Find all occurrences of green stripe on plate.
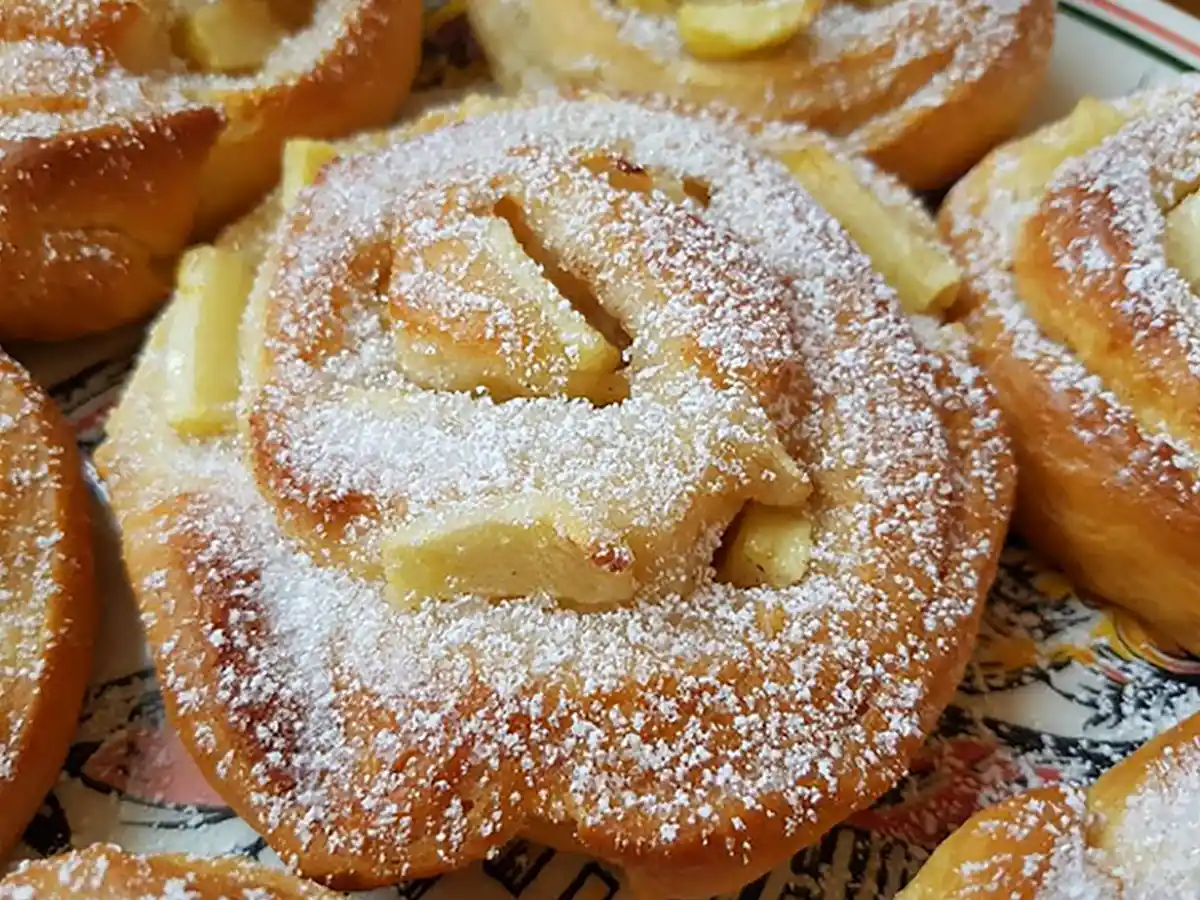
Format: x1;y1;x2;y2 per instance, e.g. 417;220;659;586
1059;2;1196;71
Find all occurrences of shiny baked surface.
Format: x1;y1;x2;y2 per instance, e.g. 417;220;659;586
0;0;422;341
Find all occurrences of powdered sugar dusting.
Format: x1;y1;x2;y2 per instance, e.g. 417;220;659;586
1032;93;1200;447
0;354;74;785
101;97;1009;878
181;0;389;95
0;41;201;148
936;724;1200;899
0;0;408;332
942;76;1200;498
0;0;380;99
485;0;1044;158
254;100;826;580
1105;735;1200;897
1025;788;1120;900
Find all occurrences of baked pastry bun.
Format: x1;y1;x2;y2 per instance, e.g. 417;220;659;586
465;0;1054;190
898;710;1200;898
97;94;1013;897
941;77;1200;656
0;0;422;342
0;844;339;897
0;350;95;858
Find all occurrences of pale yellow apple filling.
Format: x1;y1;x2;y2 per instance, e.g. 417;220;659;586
171;0;314;73
619;0;824;60
160;137;826;612
777;144;964;315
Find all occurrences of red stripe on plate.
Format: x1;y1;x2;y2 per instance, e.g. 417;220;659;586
1074;0;1200;62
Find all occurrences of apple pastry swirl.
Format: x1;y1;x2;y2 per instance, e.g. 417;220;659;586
465;0;1055;189
899;711;1200;899
0;0;421;341
98;96;1013;897
941;77;1200;656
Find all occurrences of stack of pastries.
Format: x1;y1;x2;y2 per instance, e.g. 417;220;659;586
1;1;1199;897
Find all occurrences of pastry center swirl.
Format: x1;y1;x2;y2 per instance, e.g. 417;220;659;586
249;133;814;611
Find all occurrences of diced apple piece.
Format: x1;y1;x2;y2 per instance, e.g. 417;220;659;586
1003;97;1127;202
744;430;811;508
382;497;638;609
478;217;623;395
677;0;819;60
281;138;340;208
392;215;625;402
177;0;285;73
163;246;256;437
778;144;963;314
720;503;813;588
1167;192;1200;292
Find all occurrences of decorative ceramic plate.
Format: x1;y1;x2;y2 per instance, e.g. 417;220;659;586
9;3;1200;898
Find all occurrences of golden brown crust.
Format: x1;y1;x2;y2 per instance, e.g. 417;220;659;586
897;786;1085;900
0;46;224;342
465;0;1054;190
97;95;1012;896
853;0;1053;190
0;0;421;342
0;350;96;858
898;713;1200;898
187;0;423;236
940;78;1200;654
0;844;341;898
965;298;1200;651
615;324;1012;899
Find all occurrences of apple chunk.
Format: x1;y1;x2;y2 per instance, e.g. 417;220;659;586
720;503;813;589
382;498;637;609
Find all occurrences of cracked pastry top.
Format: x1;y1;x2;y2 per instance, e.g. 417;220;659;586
96;94;1014;898
0;0;421;341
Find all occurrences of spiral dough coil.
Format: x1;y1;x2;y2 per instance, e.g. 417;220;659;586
941;77;1200;656
98;95;1013;897
0;0;421;341
465;0;1054;190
